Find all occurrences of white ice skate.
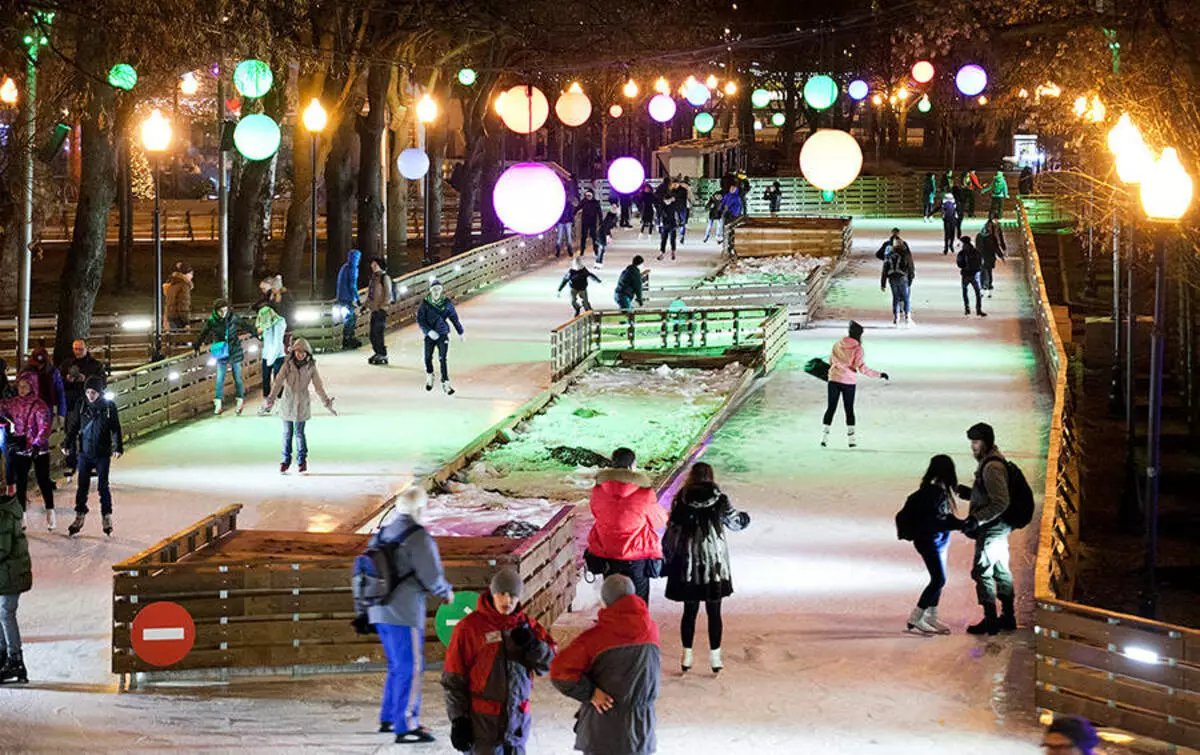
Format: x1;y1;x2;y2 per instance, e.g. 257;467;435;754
847;428;857;448
923;607;951;634
906;607;938;635
102;514;113;536
681;648;693;673
45;509;56;532
213;398;223;415
425;374;434;392
442;380;456;396
710;648;723;674
820;425;830;447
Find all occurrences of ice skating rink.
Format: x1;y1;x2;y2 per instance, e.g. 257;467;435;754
1;217;1090;753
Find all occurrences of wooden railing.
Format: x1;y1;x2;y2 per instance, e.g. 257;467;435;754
1017;200;1200;750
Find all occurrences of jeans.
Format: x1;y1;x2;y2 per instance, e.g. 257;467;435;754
703;218;719;242
75;453;113;516
659;227;677;255
377;624;424;731
923;195;935;219
369;310;388;357
570;288;592;317
989;196;1005;219
715;217;727;242
341;306;358;346
555;222;573;256
981;266;995;291
9;451;53;511
214;359;244;399
619;200;631;226
962;273;983;313
615;294;635;316
282;421;308;465
971;523;1014;606
580;223;599;254
595;243;606;264
680;599;723;649
677;208;689;242
423;336;450;380
887;277;910;318
943;218;957;253
606;558;654;604
822;382;857;426
262;357;284;395
0;594;20;657
914;532;950;608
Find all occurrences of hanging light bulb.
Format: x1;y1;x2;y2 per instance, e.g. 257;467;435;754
654;77;670;95
568;81;583;93
623;79;639;98
706;74;718;89
179;72;199;96
724;81;737;95
416;94;438;123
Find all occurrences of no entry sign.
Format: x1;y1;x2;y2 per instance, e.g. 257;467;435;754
131;601;196;667
435;591;479;648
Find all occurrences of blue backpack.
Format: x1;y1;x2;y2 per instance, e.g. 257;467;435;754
352;524;422;608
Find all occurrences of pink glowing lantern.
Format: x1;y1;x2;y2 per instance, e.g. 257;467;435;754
492;163;566;235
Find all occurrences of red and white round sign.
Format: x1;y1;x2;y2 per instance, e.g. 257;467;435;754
131;601;196;667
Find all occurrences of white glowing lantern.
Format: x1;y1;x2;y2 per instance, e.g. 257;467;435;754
492;163;566;235
609;104;624;118
607;157;646;195
397;148;430;180
555;89;592;127
685;80;710;107
498;85;550;134
799;129;863;191
648;94;676;123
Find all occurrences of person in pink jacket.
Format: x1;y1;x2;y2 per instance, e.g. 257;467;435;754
0;372;55;530
821;321;888;448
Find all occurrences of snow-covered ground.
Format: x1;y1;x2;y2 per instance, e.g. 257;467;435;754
714;253;825;285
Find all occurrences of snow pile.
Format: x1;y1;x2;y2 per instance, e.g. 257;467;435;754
422;481;564;537
716;254;824;285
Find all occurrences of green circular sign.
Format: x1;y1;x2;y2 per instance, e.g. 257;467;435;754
108;64;138;91
771;112;785;127
803;75;838;111
694;112;715;134
233;114;281;161
233;59;273;98
750;88;772;108
458;68;477;86
435;590;480;647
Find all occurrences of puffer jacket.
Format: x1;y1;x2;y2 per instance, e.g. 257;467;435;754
442;592;557;753
0;376;53;452
367;270;392;313
587;468;667;561
550;594;660;755
62;395;123;458
266;339;331;422
336;250;362;305
663;482;749;603
366;513;453;627
828;336;880;385
0;494;33;595
163;271;193;323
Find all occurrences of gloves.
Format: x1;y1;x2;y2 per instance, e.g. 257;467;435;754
510;623;535;649
880;372;890;381
735;511;751;529
351;613;375;635
961;516;980;537
458;333;466;343
450;717;474;752
956;484;973;500
426;331;440;341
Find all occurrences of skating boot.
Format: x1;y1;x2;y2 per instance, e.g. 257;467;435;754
298;462;308;474
820;425;830;448
906;607;938;635
710;648;723;674
378;723;393;734
213;398;223;415
967;604;1000;636
924;607;952;635
0;653;28;684
681;648;693;673
280;461;290;474
45;509;56;532
425;374;435;392
102;514;113;536
67;513;86;537
442;380;456;396
977;310;988;318
235;397;245;416
847;427;857;448
905;313;914;328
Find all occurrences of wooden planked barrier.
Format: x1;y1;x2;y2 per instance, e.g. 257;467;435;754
111;504;576;686
726;215;852;259
1016;200;1200;750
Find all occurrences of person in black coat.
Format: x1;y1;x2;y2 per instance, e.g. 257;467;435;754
663;462;749;674
597;200;619;266
956;236;987;317
636;184;657;237
895;455;964;634
656;194;678;261
62;377;123;537
975;216;1007;295
578;189;602;257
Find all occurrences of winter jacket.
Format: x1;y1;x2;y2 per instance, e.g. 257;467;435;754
764;186;782;212
163;271;193;324
442;592;557;753
579;198;602;229
663;482;749;602
59;353;106;411
957;241;984;276
969;449;1011;529
0;382;53;452
897;483;963;543
990;173;1010;198
600;210;619;241
636;190;656;222
880;248;915;287
271;287;297;326
0;494;33;595
63;395;123;458
367;270;392;313
615;265;644;304
559;199;579;225
718;191;743;219
587;468;667;561
255;307;287;365
656;197;678;230
550;594;660;755
940;197;959;222
704;192;722;220
336;250;362;305
976;225;1007;268
23;350;66;418
922;174;937;198
266;342;332;423
417;295;464;339
195;310;257;364
366;513;453;627
559;268;601;293
828;336;881;386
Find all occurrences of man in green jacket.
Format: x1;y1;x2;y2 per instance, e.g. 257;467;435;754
0;492;32;684
987;170;1010;220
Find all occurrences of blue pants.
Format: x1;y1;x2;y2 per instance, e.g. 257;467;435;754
377;624;424;731
282;421;307;465
677;207;689;242
341;307;358;346
0;594;20;657
75;453;112;515
915;532;950;608
555;222;573;256
214;359;244;399
888;277;911;318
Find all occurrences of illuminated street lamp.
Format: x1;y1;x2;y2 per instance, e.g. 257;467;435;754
623;79;639;99
416;93;438;262
179;72;199;96
141;109;172;361
303;98;327;298
724;81;737;96
654;77;670;95
416;94;438;123
2;77;19;104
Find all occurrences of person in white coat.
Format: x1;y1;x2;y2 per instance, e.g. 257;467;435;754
256;305;287;397
264;338;336;474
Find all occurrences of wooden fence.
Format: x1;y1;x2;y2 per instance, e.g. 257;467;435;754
1;316;203;373
1017;200;1200;750
729;215;852;258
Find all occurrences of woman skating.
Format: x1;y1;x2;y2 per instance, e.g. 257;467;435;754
0;489;32;683
194;299;257;415
821;321;889;448
663;462;750;674
895;455;964;634
264;338;336;474
0;373;55;531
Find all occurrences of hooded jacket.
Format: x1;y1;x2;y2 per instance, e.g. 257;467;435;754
195;307;257;364
587;468;667;561
615;265;644;304
957;240;984;276
828;336;881;385
442;592;557;752
417;294;464;338
163;271;193;323
559;267;601;293
23;349;66;418
718;190;743;219
940;196;959;222
976;224;1007;267
58;352;106;410
0;494;33;595
579;197;602;228
266;339;332;422
990;173;1010;198
880;247;915;287
0;374;53;451
336;250;362;305
255;307;287;365
366;512;453;627
663;481;749;602
550;594;660;755
63;394;123;458
896;483;963;543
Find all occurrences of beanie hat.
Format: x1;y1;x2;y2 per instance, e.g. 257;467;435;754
85;376;106;393
848;320;864;340
213;298;230;312
967;422;996;447
393;487;427;518
1046;716;1099;754
489;567;524;598
600;574;635;607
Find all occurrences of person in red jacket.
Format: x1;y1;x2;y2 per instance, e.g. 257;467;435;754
550;575;660;755
586;448;668;604
442;568;556;754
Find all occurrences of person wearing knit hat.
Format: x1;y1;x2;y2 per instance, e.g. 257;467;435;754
489;567;523;602
264;337;336;474
821;321;889;449
959;421;1015;635
1042;715;1100;754
62;373;123;537
0;371;54;530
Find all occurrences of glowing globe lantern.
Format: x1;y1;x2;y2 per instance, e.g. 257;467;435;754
799;129;863;191
955;64;987;96
233;114;281;161
233;59;273;98
623;79;639;99
694;112;715;134
555;89;592;127
493;163;565;235
821;189;836;202
457;68;477;86
397;148;430;180
917;95;932;113
609;104;623;118
803;75;838;110
771;112;785;127
607;157;646;195
1140;147;1193;221
685;80;710;107
648;94;676;123
724;81;738;96
498;85;549;134
108;64;138;91
705;74;718;89
750;88;772;108
654;77;670;95
847;79;869;101
911;61;935;84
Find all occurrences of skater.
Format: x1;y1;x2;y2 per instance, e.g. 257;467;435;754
976;216;1007;295
715;184;743;243
62;377;122;537
702;189;723;242
0;490;32;684
895;455;964;635
336;249;363;349
163;261;194;332
875;228;902;260
555;193;578;257
1041;715;1100;755
255;305;287;397
269;274;297;326
922;172;937;220
821;321;889;449
57;339;105;485
363;487;455;744
959;170;977;217
22;348;66;422
939;193;959;255
1018;166;1035;196
597;200;619;266
558;257;602;317
417;281;464;396
662;462;750;674
618;191;633;228
194;298;257;415
959;422;1015;635
880;239;915;326
578;188;602;257
0;374;54;530
614;256;645;316
264;338;336;474
673;178;691;243
956;236;987;317
586;448;667;604
764;180;782;215
656;193;678;261
986;168;1009;219
550;574;660;755
367;256;392;365
442;568;557;755
636;184;656;237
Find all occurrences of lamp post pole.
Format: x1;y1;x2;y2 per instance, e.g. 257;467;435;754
18;37;37;362
1141;233;1166;619
310;132;319;299
152;157;164;361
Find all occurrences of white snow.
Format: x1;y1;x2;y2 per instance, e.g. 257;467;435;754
716;254;825;285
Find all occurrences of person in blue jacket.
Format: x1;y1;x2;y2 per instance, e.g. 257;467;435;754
416;281;464;395
336;249;362;349
715;185;743;243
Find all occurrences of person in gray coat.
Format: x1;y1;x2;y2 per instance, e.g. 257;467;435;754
957;422;1014;636
368;488;455;744
263;337;335;474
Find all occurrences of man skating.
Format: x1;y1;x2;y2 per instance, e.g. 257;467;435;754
956;236;987;317
957;422;1015;635
366;257;392;365
558;258;602;317
880;240;915;326
597;200;619;267
614;256;645;318
987;169;1010;219
578;188;602;258
976;216;1007;296
417;282;465;395
62;377;122;537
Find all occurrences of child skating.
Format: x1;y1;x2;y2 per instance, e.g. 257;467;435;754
417;282;465;396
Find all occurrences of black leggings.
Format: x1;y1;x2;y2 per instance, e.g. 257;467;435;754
681;599;723;649
7;451;54;511
822;382;857;426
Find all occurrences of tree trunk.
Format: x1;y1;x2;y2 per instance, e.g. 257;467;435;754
324;107;357;298
54;31;118;364
480;124;504;242
281;70;326;293
229;154;273;302
356;60;390;261
781;73;798;161
426;114;447;259
385;66;411;263
453;78;496;255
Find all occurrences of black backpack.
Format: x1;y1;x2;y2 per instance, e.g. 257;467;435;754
895;491;920;541
351;523;422;608
997;460;1035;529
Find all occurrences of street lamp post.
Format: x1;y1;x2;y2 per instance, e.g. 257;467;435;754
302;98;327;299
141;109;172;361
417;94;438;265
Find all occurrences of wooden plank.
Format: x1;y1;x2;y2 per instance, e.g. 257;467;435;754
1037;635;1199;690
1038;609;1186;660
1037;660;1200;722
1037;688;1200;750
